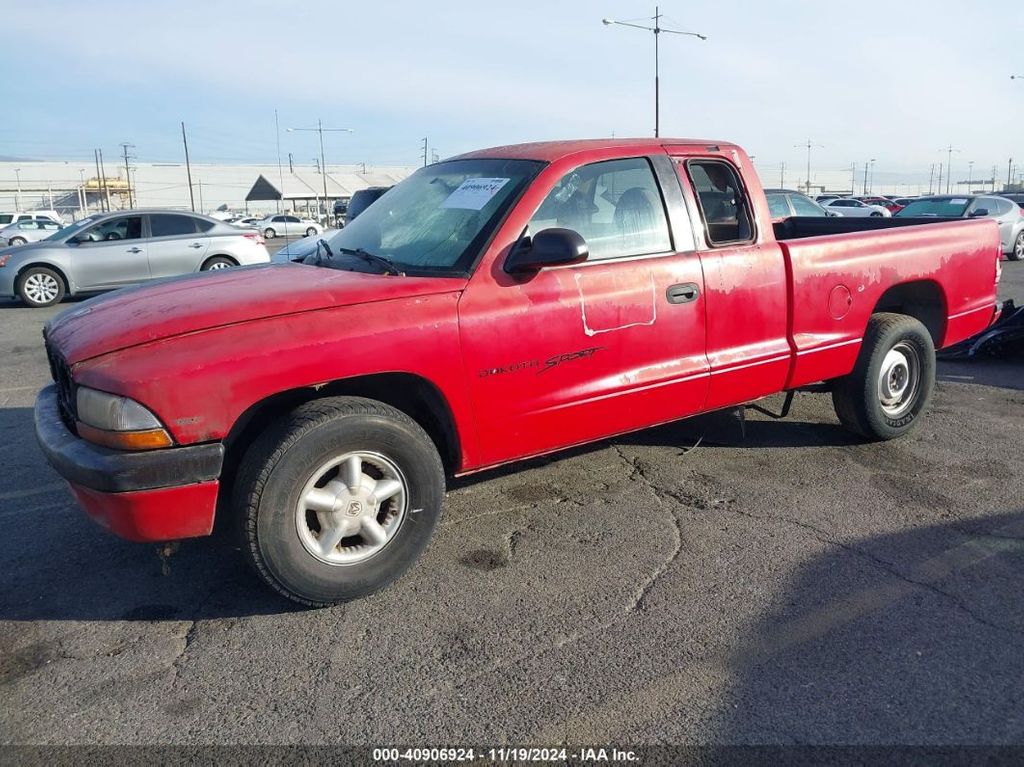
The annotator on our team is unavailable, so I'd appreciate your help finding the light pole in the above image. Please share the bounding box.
[869,159,876,193]
[794,140,823,195]
[862,158,876,194]
[288,120,353,222]
[602,7,707,138]
[14,168,21,210]
[942,145,959,194]
[967,160,974,191]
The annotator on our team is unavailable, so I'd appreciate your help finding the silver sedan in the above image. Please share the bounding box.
[0,219,63,246]
[0,209,271,307]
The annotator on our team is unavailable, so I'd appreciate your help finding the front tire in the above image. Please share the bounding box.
[832,313,935,441]
[9,236,27,246]
[17,266,66,308]
[1009,231,1024,262]
[235,396,445,606]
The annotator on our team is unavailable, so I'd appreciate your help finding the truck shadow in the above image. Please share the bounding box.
[937,359,1024,391]
[703,509,1024,743]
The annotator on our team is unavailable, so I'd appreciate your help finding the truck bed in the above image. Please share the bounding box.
[775,217,1000,389]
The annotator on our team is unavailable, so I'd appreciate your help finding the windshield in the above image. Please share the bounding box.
[44,216,95,241]
[323,158,543,274]
[895,198,970,217]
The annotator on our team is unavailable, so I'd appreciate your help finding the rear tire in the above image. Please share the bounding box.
[9,237,27,246]
[1009,231,1024,261]
[869,211,883,217]
[305,227,317,237]
[832,313,935,441]
[16,266,65,308]
[264,227,276,239]
[201,256,236,271]
[235,396,445,607]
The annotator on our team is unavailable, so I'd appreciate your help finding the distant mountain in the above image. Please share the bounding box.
[0,155,33,162]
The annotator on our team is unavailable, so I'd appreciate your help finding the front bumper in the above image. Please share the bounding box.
[34,384,224,541]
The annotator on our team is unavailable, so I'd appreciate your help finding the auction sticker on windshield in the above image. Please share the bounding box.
[441,178,510,210]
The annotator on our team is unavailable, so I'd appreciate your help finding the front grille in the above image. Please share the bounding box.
[44,337,77,433]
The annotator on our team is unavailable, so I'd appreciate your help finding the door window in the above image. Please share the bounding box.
[78,216,144,242]
[766,194,791,218]
[150,214,198,238]
[790,194,825,216]
[527,157,671,261]
[685,160,755,245]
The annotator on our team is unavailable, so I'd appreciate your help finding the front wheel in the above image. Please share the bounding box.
[9,237,27,246]
[235,396,445,606]
[17,266,66,308]
[832,313,935,441]
[1010,231,1024,262]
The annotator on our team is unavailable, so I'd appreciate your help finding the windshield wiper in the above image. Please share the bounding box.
[335,246,404,276]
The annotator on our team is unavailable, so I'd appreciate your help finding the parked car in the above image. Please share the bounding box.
[34,138,1000,605]
[0,211,63,227]
[0,209,270,307]
[996,193,1024,206]
[270,230,341,263]
[230,216,264,228]
[257,214,322,239]
[855,195,904,214]
[344,186,392,225]
[821,198,892,217]
[0,218,63,246]
[764,188,834,221]
[894,195,1024,260]
[815,193,844,204]
[892,198,917,208]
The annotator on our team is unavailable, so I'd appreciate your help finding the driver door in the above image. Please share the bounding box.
[69,214,150,290]
[458,155,709,467]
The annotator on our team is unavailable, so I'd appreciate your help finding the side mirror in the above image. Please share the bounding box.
[504,228,589,274]
[969,209,989,218]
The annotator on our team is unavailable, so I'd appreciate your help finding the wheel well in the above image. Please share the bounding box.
[872,280,946,346]
[17,262,70,291]
[219,373,461,501]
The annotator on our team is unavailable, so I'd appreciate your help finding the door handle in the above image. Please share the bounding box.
[127,247,143,253]
[189,242,203,249]
[666,283,700,304]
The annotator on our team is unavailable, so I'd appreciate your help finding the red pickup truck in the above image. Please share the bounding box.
[35,138,1002,606]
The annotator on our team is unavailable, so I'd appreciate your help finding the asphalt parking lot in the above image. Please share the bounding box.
[1,256,1022,746]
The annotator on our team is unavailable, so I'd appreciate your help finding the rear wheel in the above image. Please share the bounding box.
[1010,231,1024,261]
[201,256,236,271]
[869,211,883,217]
[235,396,445,606]
[305,227,317,237]
[263,227,276,239]
[17,266,66,308]
[9,237,27,246]
[832,313,935,441]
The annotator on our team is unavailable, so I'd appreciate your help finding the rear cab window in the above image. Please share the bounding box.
[680,159,755,246]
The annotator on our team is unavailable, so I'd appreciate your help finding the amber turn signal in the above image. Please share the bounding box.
[76,422,174,451]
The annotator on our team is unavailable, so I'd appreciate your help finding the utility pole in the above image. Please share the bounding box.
[422,137,429,167]
[98,149,111,212]
[275,108,284,214]
[602,7,706,137]
[287,120,353,225]
[942,145,958,194]
[850,163,856,194]
[94,150,104,212]
[936,163,943,196]
[1008,157,1014,190]
[78,169,86,216]
[794,139,823,195]
[120,142,135,208]
[928,164,935,195]
[779,161,785,188]
[13,168,21,210]
[288,152,294,173]
[967,161,974,191]
[181,122,195,212]
[992,165,998,193]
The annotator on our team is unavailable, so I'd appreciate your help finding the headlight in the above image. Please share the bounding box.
[75,386,173,450]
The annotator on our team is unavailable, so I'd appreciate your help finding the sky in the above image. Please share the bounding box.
[2,0,1023,190]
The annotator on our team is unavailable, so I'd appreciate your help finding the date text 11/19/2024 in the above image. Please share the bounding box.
[372,746,640,762]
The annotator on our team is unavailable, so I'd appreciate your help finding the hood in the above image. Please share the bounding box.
[46,263,467,364]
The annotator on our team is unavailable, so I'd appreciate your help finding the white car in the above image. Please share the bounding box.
[0,211,64,227]
[257,214,323,239]
[821,198,892,217]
